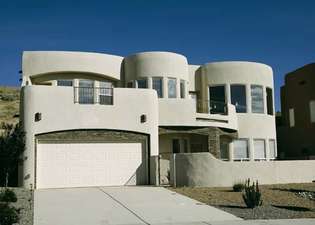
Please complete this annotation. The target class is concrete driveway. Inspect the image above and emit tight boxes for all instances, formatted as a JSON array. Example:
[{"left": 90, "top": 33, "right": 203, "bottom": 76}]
[{"left": 34, "top": 186, "right": 240, "bottom": 225}]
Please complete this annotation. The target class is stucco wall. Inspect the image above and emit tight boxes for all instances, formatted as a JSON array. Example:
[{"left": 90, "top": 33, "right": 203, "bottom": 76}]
[
  {"left": 170, "top": 153, "right": 315, "bottom": 187},
  {"left": 21, "top": 85, "right": 159, "bottom": 188},
  {"left": 22, "top": 51, "right": 123, "bottom": 85}
]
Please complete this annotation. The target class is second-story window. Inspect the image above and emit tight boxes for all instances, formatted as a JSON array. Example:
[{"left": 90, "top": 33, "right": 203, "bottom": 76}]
[
  {"left": 79, "top": 80, "right": 94, "bottom": 104},
  {"left": 209, "top": 85, "right": 226, "bottom": 114},
  {"left": 152, "top": 77, "right": 163, "bottom": 98},
  {"left": 99, "top": 81, "right": 113, "bottom": 105},
  {"left": 168, "top": 78, "right": 177, "bottom": 98},
  {"left": 231, "top": 84, "right": 247, "bottom": 113},
  {"left": 180, "top": 80, "right": 185, "bottom": 98},
  {"left": 137, "top": 79, "right": 147, "bottom": 89},
  {"left": 266, "top": 87, "right": 273, "bottom": 115},
  {"left": 251, "top": 85, "right": 264, "bottom": 113},
  {"left": 57, "top": 79, "right": 73, "bottom": 87}
]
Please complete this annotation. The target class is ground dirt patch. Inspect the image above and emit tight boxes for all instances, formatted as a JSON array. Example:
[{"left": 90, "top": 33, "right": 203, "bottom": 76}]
[{"left": 169, "top": 183, "right": 315, "bottom": 219}]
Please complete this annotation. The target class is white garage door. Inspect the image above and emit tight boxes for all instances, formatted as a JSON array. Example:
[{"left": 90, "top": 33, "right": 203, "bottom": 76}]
[{"left": 36, "top": 143, "right": 147, "bottom": 189}]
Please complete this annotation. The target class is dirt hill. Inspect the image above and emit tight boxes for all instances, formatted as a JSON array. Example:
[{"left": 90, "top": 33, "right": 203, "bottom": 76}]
[{"left": 0, "top": 86, "right": 20, "bottom": 125}]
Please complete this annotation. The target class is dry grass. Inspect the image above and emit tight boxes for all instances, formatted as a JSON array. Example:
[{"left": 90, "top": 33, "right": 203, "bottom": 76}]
[
  {"left": 0, "top": 86, "right": 20, "bottom": 125},
  {"left": 169, "top": 183, "right": 315, "bottom": 219}
]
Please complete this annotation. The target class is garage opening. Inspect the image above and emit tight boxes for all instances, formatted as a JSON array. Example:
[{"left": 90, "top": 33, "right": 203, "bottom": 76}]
[{"left": 35, "top": 130, "right": 149, "bottom": 189}]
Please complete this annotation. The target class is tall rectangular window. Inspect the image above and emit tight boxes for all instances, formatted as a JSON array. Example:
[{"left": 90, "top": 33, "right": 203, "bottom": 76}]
[
  {"left": 266, "top": 87, "right": 273, "bottom": 115},
  {"left": 137, "top": 79, "right": 147, "bottom": 89},
  {"left": 251, "top": 85, "right": 264, "bottom": 113},
  {"left": 233, "top": 139, "right": 249, "bottom": 160},
  {"left": 231, "top": 85, "right": 247, "bottom": 113},
  {"left": 99, "top": 81, "right": 113, "bottom": 105},
  {"left": 310, "top": 101, "right": 315, "bottom": 123},
  {"left": 289, "top": 108, "right": 295, "bottom": 127},
  {"left": 254, "top": 139, "right": 266, "bottom": 160},
  {"left": 209, "top": 85, "right": 226, "bottom": 114},
  {"left": 57, "top": 79, "right": 73, "bottom": 87},
  {"left": 79, "top": 80, "right": 94, "bottom": 104},
  {"left": 152, "top": 77, "right": 163, "bottom": 98},
  {"left": 180, "top": 80, "right": 185, "bottom": 98},
  {"left": 269, "top": 139, "right": 276, "bottom": 159},
  {"left": 168, "top": 78, "right": 177, "bottom": 98}
]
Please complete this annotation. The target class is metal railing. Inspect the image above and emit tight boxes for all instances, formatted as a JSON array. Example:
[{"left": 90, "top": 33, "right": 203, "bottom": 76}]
[
  {"left": 197, "top": 100, "right": 228, "bottom": 115},
  {"left": 74, "top": 87, "right": 113, "bottom": 105}
]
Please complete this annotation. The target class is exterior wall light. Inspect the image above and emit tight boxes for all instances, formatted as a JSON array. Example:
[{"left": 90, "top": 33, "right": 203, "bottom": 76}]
[
  {"left": 140, "top": 114, "right": 147, "bottom": 123},
  {"left": 35, "top": 112, "right": 42, "bottom": 122}
]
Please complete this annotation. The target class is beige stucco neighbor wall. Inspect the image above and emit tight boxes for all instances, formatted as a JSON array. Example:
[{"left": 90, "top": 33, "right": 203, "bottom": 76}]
[
  {"left": 21, "top": 85, "right": 159, "bottom": 188},
  {"left": 170, "top": 153, "right": 315, "bottom": 187}
]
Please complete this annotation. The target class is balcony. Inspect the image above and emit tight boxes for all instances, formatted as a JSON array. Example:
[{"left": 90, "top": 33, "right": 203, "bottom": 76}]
[
  {"left": 73, "top": 87, "right": 113, "bottom": 105},
  {"left": 197, "top": 100, "right": 228, "bottom": 115}
]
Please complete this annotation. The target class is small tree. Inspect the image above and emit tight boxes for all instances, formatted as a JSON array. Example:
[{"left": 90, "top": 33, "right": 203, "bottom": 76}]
[{"left": 0, "top": 123, "right": 25, "bottom": 187}]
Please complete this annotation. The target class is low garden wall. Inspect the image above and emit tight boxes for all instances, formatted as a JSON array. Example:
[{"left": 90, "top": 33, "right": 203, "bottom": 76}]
[{"left": 170, "top": 152, "right": 315, "bottom": 187}]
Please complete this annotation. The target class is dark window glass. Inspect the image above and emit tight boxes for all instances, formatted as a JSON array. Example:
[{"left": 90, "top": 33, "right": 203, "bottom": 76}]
[
  {"left": 172, "top": 139, "right": 180, "bottom": 153},
  {"left": 209, "top": 85, "right": 226, "bottom": 114},
  {"left": 79, "top": 80, "right": 94, "bottom": 104},
  {"left": 180, "top": 80, "right": 185, "bottom": 98},
  {"left": 231, "top": 85, "right": 247, "bottom": 113},
  {"left": 99, "top": 81, "right": 113, "bottom": 105},
  {"left": 57, "top": 80, "right": 73, "bottom": 87},
  {"left": 152, "top": 78, "right": 163, "bottom": 98},
  {"left": 137, "top": 79, "right": 147, "bottom": 88},
  {"left": 266, "top": 87, "right": 273, "bottom": 115}
]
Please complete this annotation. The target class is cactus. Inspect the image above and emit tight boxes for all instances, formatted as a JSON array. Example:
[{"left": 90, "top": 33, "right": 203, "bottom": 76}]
[{"left": 242, "top": 179, "right": 263, "bottom": 208}]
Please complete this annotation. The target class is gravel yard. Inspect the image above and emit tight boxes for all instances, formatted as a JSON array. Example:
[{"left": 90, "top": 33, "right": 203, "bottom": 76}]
[
  {"left": 169, "top": 183, "right": 315, "bottom": 220},
  {"left": 0, "top": 187, "right": 33, "bottom": 225}
]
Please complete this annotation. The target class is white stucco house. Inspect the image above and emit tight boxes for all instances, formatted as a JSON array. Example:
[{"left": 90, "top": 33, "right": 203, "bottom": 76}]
[{"left": 20, "top": 51, "right": 278, "bottom": 189}]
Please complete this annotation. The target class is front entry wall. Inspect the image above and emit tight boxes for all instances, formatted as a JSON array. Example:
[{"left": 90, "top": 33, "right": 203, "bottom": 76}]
[{"left": 35, "top": 130, "right": 149, "bottom": 189}]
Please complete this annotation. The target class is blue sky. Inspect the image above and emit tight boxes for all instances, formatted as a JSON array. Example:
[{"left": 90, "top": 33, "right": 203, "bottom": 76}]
[{"left": 0, "top": 0, "right": 314, "bottom": 111}]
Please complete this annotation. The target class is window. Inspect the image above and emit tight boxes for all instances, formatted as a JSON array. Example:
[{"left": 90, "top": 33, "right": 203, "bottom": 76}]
[
  {"left": 209, "top": 85, "right": 226, "bottom": 114},
  {"left": 233, "top": 139, "right": 249, "bottom": 160},
  {"left": 230, "top": 85, "right": 247, "bottom": 113},
  {"left": 137, "top": 79, "right": 147, "bottom": 89},
  {"left": 168, "top": 78, "right": 177, "bottom": 98},
  {"left": 266, "top": 88, "right": 273, "bottom": 115},
  {"left": 310, "top": 101, "right": 315, "bottom": 123},
  {"left": 99, "top": 81, "right": 113, "bottom": 105},
  {"left": 220, "top": 137, "right": 229, "bottom": 160},
  {"left": 251, "top": 85, "right": 264, "bottom": 113},
  {"left": 289, "top": 108, "right": 295, "bottom": 127},
  {"left": 152, "top": 77, "right": 163, "bottom": 98},
  {"left": 172, "top": 139, "right": 180, "bottom": 153},
  {"left": 57, "top": 80, "right": 73, "bottom": 87},
  {"left": 254, "top": 139, "right": 266, "bottom": 160},
  {"left": 180, "top": 80, "right": 185, "bottom": 98},
  {"left": 269, "top": 139, "right": 276, "bottom": 159},
  {"left": 79, "top": 80, "right": 94, "bottom": 104}
]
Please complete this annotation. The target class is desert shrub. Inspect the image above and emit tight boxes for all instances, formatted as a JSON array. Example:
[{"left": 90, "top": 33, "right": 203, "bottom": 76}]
[
  {"left": 0, "top": 123, "right": 25, "bottom": 186},
  {"left": 242, "top": 179, "right": 263, "bottom": 208},
  {"left": 0, "top": 203, "right": 19, "bottom": 225},
  {"left": 0, "top": 189, "right": 17, "bottom": 203},
  {"left": 233, "top": 182, "right": 245, "bottom": 192}
]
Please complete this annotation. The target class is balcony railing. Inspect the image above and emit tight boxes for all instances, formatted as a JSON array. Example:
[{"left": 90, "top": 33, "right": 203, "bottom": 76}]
[
  {"left": 197, "top": 100, "right": 228, "bottom": 115},
  {"left": 74, "top": 87, "right": 113, "bottom": 105}
]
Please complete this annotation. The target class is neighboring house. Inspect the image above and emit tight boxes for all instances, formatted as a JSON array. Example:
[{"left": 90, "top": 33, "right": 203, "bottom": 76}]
[
  {"left": 278, "top": 63, "right": 315, "bottom": 159},
  {"left": 20, "top": 51, "right": 276, "bottom": 189}
]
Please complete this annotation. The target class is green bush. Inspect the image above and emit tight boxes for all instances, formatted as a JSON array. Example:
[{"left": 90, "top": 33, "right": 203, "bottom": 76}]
[
  {"left": 0, "top": 203, "right": 19, "bottom": 225},
  {"left": 233, "top": 183, "right": 245, "bottom": 192},
  {"left": 0, "top": 189, "right": 17, "bottom": 203},
  {"left": 242, "top": 179, "right": 263, "bottom": 208}
]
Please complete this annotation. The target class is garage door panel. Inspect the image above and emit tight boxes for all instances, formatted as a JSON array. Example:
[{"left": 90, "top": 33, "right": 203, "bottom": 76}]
[{"left": 36, "top": 143, "right": 147, "bottom": 189}]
